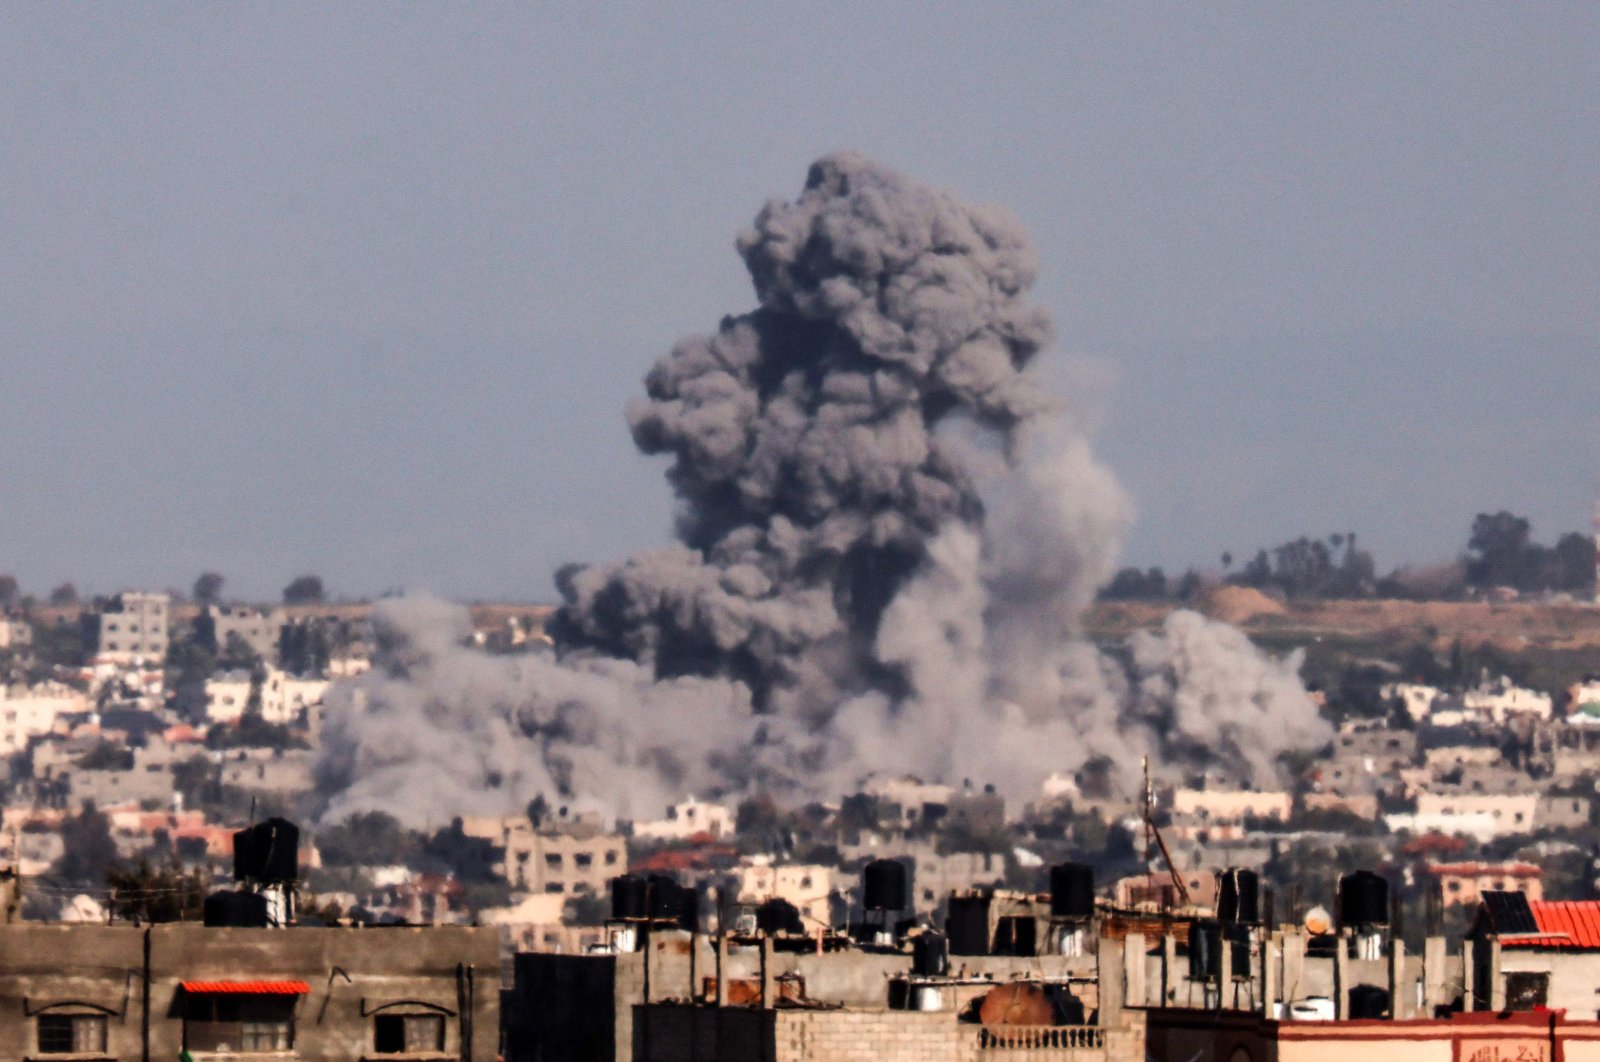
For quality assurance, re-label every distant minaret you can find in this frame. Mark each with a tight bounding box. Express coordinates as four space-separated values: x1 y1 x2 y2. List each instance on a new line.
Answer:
1593 491 1600 605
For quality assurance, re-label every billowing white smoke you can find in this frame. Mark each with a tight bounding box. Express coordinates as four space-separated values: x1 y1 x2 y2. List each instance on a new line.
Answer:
315 153 1329 827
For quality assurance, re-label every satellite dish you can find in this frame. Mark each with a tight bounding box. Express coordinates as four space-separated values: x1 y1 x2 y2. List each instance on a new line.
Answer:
1304 905 1332 935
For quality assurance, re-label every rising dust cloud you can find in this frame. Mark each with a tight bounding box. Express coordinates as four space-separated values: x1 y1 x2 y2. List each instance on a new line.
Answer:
314 152 1329 827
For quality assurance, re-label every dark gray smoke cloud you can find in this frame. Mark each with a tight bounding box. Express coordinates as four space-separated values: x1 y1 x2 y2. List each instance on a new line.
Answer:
316 152 1328 826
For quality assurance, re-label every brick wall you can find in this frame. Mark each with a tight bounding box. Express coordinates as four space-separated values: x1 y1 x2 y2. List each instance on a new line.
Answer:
633 1004 1136 1062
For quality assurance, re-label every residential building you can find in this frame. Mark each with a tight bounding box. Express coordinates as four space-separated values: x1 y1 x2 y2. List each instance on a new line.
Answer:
736 861 833 930
1536 793 1592 830
1302 792 1380 820
1381 681 1443 722
463 816 626 896
202 604 284 663
0 682 86 756
201 669 254 724
1474 893 1600 1015
85 592 169 664
0 922 497 1061
1414 792 1540 837
1426 861 1544 908
259 668 329 723
1170 788 1292 823
633 798 733 842
1461 675 1553 723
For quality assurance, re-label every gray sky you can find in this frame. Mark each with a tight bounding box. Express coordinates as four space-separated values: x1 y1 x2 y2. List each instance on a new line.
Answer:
2 5 1595 602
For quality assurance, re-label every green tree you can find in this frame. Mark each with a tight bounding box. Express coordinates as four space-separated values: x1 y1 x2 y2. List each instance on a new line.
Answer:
0 575 17 609
48 582 79 607
317 811 423 867
105 860 208 923
1467 511 1537 589
56 802 118 885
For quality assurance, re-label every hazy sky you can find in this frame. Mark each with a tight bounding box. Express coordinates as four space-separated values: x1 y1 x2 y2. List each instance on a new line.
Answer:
2 6 1595 602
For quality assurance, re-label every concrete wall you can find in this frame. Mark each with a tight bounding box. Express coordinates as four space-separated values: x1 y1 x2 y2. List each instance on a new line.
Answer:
0 922 498 1062
508 932 1106 1062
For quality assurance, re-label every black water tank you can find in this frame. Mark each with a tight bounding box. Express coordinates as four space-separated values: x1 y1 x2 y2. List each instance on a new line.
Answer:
234 818 299 882
1348 984 1391 1019
1049 863 1095 919
646 875 682 921
863 859 907 912
913 932 949 976
232 827 265 882
1227 923 1252 979
611 875 649 920
676 885 699 932
1339 871 1390 928
993 916 1037 957
1188 919 1221 981
1217 868 1261 925
756 898 804 936
946 894 991 956
256 818 299 882
203 889 268 928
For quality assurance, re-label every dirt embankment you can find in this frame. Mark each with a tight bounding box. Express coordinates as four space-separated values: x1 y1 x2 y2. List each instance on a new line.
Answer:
1087 596 1600 651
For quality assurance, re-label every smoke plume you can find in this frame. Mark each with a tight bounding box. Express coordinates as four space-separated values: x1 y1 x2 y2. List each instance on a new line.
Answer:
316 152 1328 827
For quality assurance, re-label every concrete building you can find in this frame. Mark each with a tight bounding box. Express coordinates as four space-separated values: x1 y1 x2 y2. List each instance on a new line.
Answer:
507 931 1130 1062
201 668 254 724
1382 810 1500 843
1474 894 1600 1016
1381 681 1443 722
260 668 330 723
866 775 956 826
0 922 497 1061
1426 861 1543 908
85 592 169 664
463 816 626 896
0 681 86 755
735 862 833 930
1537 792 1592 830
1148 1008 1600 1062
1334 722 1418 763
1413 792 1540 837
633 799 733 843
202 604 285 663
218 748 316 798
1461 675 1554 723
1171 789 1292 824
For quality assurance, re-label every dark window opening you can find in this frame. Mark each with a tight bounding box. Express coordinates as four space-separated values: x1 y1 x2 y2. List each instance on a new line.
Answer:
38 1013 107 1054
183 993 295 1052
374 1013 445 1053
1506 971 1549 1012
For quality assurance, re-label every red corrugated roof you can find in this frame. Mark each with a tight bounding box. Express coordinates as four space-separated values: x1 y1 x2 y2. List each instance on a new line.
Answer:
1503 901 1600 949
180 980 309 994
1427 861 1542 877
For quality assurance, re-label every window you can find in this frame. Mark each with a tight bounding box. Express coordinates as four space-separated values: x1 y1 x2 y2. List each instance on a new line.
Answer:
373 1013 445 1054
574 853 592 868
1505 972 1549 1011
184 994 295 1052
38 1013 107 1054
545 854 563 869
604 851 618 866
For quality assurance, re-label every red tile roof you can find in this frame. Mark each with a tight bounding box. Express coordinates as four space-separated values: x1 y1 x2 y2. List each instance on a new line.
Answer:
1502 901 1600 949
180 980 309 994
1427 861 1542 878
